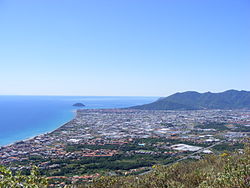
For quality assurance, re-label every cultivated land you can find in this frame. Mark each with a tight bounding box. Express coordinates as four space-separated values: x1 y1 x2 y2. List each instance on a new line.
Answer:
0 109 250 186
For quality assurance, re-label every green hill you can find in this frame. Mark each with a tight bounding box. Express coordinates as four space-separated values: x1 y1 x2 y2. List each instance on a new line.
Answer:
131 90 250 110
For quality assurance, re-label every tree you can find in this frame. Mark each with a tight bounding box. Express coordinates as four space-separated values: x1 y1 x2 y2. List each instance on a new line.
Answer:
0 166 48 188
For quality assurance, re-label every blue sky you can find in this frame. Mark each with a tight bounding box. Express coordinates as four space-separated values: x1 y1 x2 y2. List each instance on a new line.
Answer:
0 0 249 96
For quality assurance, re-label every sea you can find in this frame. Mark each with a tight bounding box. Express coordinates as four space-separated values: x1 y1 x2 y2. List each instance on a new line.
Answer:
0 96 157 146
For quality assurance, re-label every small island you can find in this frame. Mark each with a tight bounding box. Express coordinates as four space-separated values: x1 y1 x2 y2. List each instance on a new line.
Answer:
72 103 85 107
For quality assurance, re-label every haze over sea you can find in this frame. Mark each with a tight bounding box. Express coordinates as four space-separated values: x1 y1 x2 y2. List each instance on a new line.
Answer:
0 96 157 146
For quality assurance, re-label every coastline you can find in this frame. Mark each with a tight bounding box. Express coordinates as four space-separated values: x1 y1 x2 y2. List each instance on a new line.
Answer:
1 110 78 148
49 110 78 135
0 96 158 147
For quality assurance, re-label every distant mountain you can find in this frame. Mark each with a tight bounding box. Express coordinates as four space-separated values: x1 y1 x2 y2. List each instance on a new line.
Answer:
130 90 250 110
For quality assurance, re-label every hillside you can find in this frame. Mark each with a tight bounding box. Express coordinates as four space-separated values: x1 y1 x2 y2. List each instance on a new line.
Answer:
82 145 250 188
131 90 250 110
1 145 249 187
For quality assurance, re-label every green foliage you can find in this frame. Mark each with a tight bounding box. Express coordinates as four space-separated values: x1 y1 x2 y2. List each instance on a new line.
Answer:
0 166 48 188
80 146 250 188
213 143 244 152
85 159 154 171
40 153 171 177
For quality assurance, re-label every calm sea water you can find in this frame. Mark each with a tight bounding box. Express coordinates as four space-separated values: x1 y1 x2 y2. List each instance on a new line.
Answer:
0 96 157 146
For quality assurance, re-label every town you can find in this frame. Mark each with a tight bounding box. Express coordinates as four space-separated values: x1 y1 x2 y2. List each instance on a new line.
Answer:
0 109 249 185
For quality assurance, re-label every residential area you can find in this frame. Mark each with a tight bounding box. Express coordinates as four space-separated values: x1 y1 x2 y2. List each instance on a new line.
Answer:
0 109 249 185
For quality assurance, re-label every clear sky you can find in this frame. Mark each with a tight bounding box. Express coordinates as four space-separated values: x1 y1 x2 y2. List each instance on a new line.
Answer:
0 0 249 96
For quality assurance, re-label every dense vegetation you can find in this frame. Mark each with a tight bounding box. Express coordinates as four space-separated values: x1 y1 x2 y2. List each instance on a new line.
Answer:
0 166 47 188
131 90 250 110
80 145 250 188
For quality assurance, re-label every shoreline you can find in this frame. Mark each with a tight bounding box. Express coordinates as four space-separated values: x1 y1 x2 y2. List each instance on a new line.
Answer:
0 110 78 148
0 96 158 148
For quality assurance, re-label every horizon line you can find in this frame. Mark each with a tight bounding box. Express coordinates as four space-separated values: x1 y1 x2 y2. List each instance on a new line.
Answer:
0 94 160 98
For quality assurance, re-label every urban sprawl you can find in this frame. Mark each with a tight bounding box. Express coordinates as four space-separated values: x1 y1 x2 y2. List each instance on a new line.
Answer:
0 109 249 185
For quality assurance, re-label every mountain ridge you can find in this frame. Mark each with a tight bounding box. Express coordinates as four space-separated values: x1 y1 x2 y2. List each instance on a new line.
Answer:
130 90 250 110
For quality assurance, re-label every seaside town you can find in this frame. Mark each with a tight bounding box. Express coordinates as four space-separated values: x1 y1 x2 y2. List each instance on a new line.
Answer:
0 109 250 185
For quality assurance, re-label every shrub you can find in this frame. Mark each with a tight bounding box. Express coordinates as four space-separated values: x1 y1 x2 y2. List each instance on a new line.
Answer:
79 145 250 188
0 166 48 188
